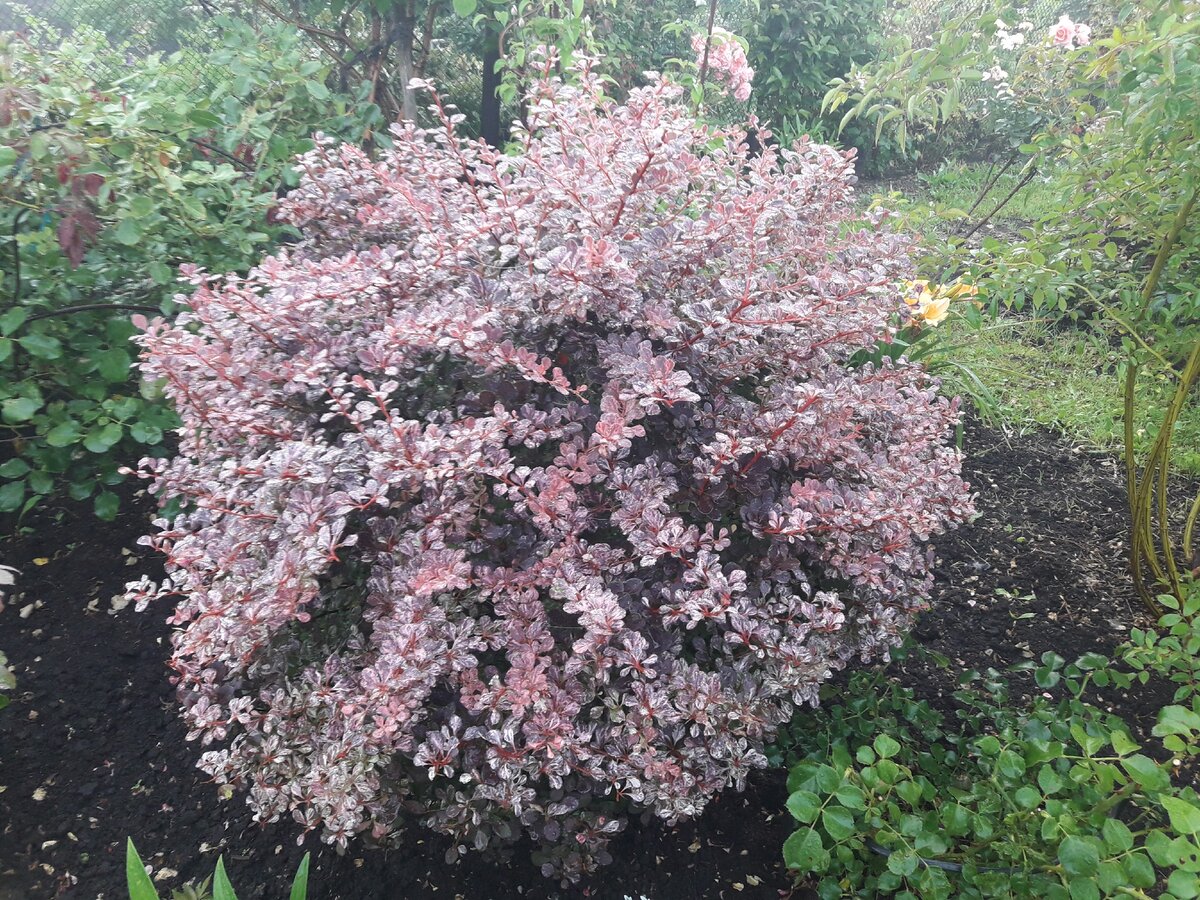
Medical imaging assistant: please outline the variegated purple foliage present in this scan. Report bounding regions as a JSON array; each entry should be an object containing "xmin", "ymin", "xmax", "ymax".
[{"xmin": 128, "ymin": 59, "xmax": 974, "ymax": 882}]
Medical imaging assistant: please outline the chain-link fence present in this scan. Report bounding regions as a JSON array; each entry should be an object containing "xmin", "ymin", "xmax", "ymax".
[
  {"xmin": 902, "ymin": 0, "xmax": 1066, "ymax": 43},
  {"xmin": 895, "ymin": 0, "xmax": 1114, "ymax": 107},
  {"xmin": 900, "ymin": 0, "xmax": 1119, "ymax": 45},
  {"xmin": 0, "ymin": 0, "xmax": 262, "ymax": 84},
  {"xmin": 0, "ymin": 0, "xmax": 485, "ymax": 125}
]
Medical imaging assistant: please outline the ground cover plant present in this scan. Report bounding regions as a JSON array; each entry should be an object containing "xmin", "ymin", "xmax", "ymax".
[
  {"xmin": 781, "ymin": 591, "xmax": 1200, "ymax": 899},
  {"xmin": 124, "ymin": 52, "xmax": 973, "ymax": 883}
]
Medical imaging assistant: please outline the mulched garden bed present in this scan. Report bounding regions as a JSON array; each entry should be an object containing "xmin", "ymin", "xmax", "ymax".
[{"xmin": 0, "ymin": 420, "xmax": 1155, "ymax": 900}]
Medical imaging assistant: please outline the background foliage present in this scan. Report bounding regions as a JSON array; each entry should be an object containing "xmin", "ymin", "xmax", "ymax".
[{"xmin": 0, "ymin": 21, "xmax": 381, "ymax": 519}]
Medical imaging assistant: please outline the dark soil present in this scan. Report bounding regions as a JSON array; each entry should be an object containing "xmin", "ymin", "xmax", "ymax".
[{"xmin": 0, "ymin": 421, "xmax": 1156, "ymax": 900}]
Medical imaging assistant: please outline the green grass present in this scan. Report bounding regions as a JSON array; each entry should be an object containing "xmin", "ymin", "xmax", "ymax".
[
  {"xmin": 864, "ymin": 160, "xmax": 1073, "ymax": 235},
  {"xmin": 917, "ymin": 160, "xmax": 1068, "ymax": 223},
  {"xmin": 855, "ymin": 160, "xmax": 1200, "ymax": 476},
  {"xmin": 941, "ymin": 316, "xmax": 1200, "ymax": 475}
]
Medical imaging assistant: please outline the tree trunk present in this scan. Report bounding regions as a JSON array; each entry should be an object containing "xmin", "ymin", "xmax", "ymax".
[
  {"xmin": 396, "ymin": 11, "xmax": 419, "ymax": 122},
  {"xmin": 480, "ymin": 28, "xmax": 502, "ymax": 147}
]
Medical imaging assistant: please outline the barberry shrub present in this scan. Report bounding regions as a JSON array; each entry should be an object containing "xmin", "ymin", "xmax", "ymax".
[{"xmin": 129, "ymin": 58, "xmax": 975, "ymax": 882}]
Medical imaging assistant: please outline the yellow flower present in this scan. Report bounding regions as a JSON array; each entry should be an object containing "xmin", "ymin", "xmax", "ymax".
[
  {"xmin": 903, "ymin": 280, "xmax": 932, "ymax": 307},
  {"xmin": 917, "ymin": 293, "xmax": 951, "ymax": 325},
  {"xmin": 944, "ymin": 280, "xmax": 979, "ymax": 300},
  {"xmin": 900, "ymin": 278, "xmax": 976, "ymax": 326}
]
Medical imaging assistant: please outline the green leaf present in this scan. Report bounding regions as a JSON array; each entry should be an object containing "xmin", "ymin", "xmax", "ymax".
[
  {"xmin": 1059, "ymin": 835, "xmax": 1099, "ymax": 877},
  {"xmin": 94, "ymin": 491, "xmax": 119, "ymax": 520},
  {"xmin": 1068, "ymin": 876, "xmax": 1100, "ymax": 900},
  {"xmin": 821, "ymin": 806, "xmax": 856, "ymax": 841},
  {"xmin": 786, "ymin": 790, "xmax": 821, "ymax": 824},
  {"xmin": 1103, "ymin": 818, "xmax": 1134, "ymax": 853},
  {"xmin": 1035, "ymin": 665, "xmax": 1061, "ymax": 689},
  {"xmin": 0, "ymin": 145, "xmax": 16, "ymax": 171},
  {"xmin": 1125, "ymin": 851, "xmax": 1156, "ymax": 888},
  {"xmin": 886, "ymin": 850, "xmax": 920, "ymax": 877},
  {"xmin": 0, "ymin": 308, "xmax": 28, "ymax": 336},
  {"xmin": 1014, "ymin": 785, "xmax": 1042, "ymax": 809},
  {"xmin": 130, "ymin": 422, "xmax": 164, "ymax": 445},
  {"xmin": 305, "ymin": 80, "xmax": 330, "ymax": 100},
  {"xmin": 787, "ymin": 765, "xmax": 811, "ymax": 794},
  {"xmin": 188, "ymin": 109, "xmax": 223, "ymax": 128},
  {"xmin": 148, "ymin": 262, "xmax": 173, "ymax": 285},
  {"xmin": 1169, "ymin": 869, "xmax": 1200, "ymax": 900},
  {"xmin": 129, "ymin": 195, "xmax": 156, "ymax": 217},
  {"xmin": 1098, "ymin": 859, "xmax": 1126, "ymax": 894},
  {"xmin": 95, "ymin": 349, "xmax": 133, "ymax": 383},
  {"xmin": 835, "ymin": 782, "xmax": 866, "ymax": 810},
  {"xmin": 895, "ymin": 780, "xmax": 923, "ymax": 807},
  {"xmin": 18, "ymin": 333, "xmax": 63, "ymax": 360},
  {"xmin": 1038, "ymin": 765, "xmax": 1063, "ymax": 794},
  {"xmin": 783, "ymin": 828, "xmax": 830, "ymax": 872},
  {"xmin": 1163, "ymin": 796, "xmax": 1200, "ymax": 835},
  {"xmin": 1155, "ymin": 705, "xmax": 1200, "ymax": 738},
  {"xmin": 2, "ymin": 397, "xmax": 42, "ymax": 423},
  {"xmin": 213, "ymin": 857, "xmax": 239, "ymax": 900},
  {"xmin": 941, "ymin": 803, "xmax": 970, "ymax": 835},
  {"xmin": 289, "ymin": 853, "xmax": 310, "ymax": 900},
  {"xmin": 28, "ymin": 470, "xmax": 53, "ymax": 494},
  {"xmin": 452, "ymin": 0, "xmax": 477, "ymax": 15},
  {"xmin": 873, "ymin": 734, "xmax": 901, "ymax": 759},
  {"xmin": 114, "ymin": 218, "xmax": 143, "ymax": 246},
  {"xmin": 976, "ymin": 735, "xmax": 1001, "ymax": 755},
  {"xmin": 125, "ymin": 839, "xmax": 160, "ymax": 900},
  {"xmin": 0, "ymin": 458, "xmax": 30, "ymax": 478},
  {"xmin": 1123, "ymin": 754, "xmax": 1170, "ymax": 790},
  {"xmin": 998, "ymin": 749, "xmax": 1027, "ymax": 778},
  {"xmin": 1110, "ymin": 729, "xmax": 1139, "ymax": 756},
  {"xmin": 1148, "ymin": 828, "xmax": 1175, "ymax": 866},
  {"xmin": 0, "ymin": 480, "xmax": 24, "ymax": 512},
  {"xmin": 84, "ymin": 423, "xmax": 123, "ymax": 454},
  {"xmin": 68, "ymin": 479, "xmax": 95, "ymax": 501},
  {"xmin": 44, "ymin": 421, "xmax": 82, "ymax": 447}
]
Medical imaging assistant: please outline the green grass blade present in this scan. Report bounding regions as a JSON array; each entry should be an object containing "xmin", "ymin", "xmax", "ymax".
[
  {"xmin": 290, "ymin": 853, "xmax": 311, "ymax": 900},
  {"xmin": 213, "ymin": 857, "xmax": 239, "ymax": 900},
  {"xmin": 125, "ymin": 839, "xmax": 159, "ymax": 900}
]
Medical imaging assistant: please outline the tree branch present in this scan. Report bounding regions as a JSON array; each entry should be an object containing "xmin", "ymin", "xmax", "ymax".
[
  {"xmin": 23, "ymin": 303, "xmax": 163, "ymax": 323},
  {"xmin": 960, "ymin": 165, "xmax": 1037, "ymax": 241},
  {"xmin": 697, "ymin": 0, "xmax": 719, "ymax": 92}
]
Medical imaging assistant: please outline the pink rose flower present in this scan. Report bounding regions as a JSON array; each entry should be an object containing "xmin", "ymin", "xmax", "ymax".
[
  {"xmin": 1050, "ymin": 15, "xmax": 1075, "ymax": 46},
  {"xmin": 1074, "ymin": 23, "xmax": 1091, "ymax": 45}
]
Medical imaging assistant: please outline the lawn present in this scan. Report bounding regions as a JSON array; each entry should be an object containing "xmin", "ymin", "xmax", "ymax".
[{"xmin": 864, "ymin": 161, "xmax": 1200, "ymax": 476}]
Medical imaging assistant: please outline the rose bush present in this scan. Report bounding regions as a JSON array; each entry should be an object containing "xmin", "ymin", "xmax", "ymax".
[{"xmin": 128, "ymin": 57, "xmax": 974, "ymax": 882}]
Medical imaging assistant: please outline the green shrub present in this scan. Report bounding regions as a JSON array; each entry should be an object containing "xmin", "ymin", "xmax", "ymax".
[
  {"xmin": 780, "ymin": 583, "xmax": 1200, "ymax": 899},
  {"xmin": 745, "ymin": 0, "xmax": 892, "ymax": 172},
  {"xmin": 0, "ymin": 20, "xmax": 382, "ymax": 520}
]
